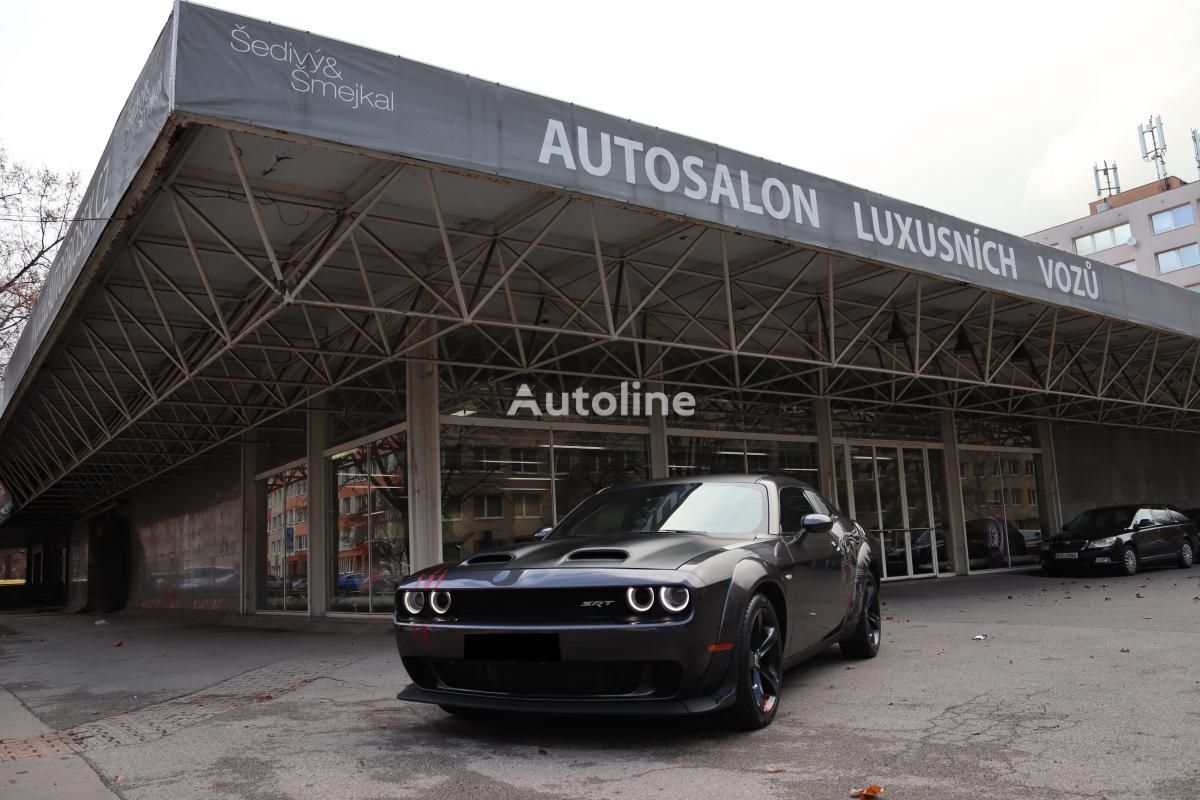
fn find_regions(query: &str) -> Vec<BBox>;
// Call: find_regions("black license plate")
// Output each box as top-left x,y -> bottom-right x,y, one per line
464,633 -> 561,662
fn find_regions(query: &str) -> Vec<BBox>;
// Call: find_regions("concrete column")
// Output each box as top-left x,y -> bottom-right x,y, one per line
306,404 -> 330,617
813,398 -> 837,503
407,329 -> 442,571
239,440 -> 267,614
1034,420 -> 1063,539
939,411 -> 969,576
645,344 -> 668,478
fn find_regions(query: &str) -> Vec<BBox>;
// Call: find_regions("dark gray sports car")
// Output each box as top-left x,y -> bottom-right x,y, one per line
393,474 -> 881,730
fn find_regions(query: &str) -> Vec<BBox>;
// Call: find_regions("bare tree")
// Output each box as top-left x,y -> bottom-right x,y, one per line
0,143 -> 80,381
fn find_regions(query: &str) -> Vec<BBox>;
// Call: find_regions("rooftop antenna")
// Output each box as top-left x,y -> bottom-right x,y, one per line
1093,161 -> 1121,199
1192,128 -> 1200,179
1137,115 -> 1168,181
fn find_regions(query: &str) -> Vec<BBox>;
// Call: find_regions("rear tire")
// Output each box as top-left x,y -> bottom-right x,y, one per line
1121,545 -> 1139,577
840,573 -> 882,660
1178,540 -> 1195,569
720,593 -> 783,731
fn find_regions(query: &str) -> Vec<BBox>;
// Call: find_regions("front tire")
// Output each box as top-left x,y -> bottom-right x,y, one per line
1121,545 -> 1139,577
841,573 -> 882,660
1179,540 -> 1195,569
721,593 -> 783,731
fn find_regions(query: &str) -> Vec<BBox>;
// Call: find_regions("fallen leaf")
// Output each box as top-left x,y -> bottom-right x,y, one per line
538,748 -> 548,755
1119,648 -> 1131,653
766,767 -> 786,773
1135,593 -> 1144,599
113,640 -> 124,647
850,785 -> 885,798
114,775 -> 124,783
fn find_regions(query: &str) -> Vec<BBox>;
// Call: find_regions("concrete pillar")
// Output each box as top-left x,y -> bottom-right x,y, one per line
939,411 -> 969,576
239,440 -> 267,614
306,403 -> 330,617
645,344 -> 668,478
406,329 -> 442,571
813,398 -> 837,503
1034,420 -> 1063,539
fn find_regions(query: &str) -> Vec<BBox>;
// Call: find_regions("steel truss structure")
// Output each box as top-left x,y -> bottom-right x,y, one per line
3,121 -> 1200,515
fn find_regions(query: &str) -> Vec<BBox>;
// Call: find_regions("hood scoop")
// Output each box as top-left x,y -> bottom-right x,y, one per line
463,552 -> 514,565
564,548 -> 629,562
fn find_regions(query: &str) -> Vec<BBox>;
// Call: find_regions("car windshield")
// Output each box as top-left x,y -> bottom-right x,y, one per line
1064,507 -> 1135,532
552,482 -> 768,538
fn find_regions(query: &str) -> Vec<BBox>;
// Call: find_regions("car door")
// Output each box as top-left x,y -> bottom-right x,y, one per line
778,486 -> 844,653
1153,508 -> 1185,560
1129,507 -> 1163,561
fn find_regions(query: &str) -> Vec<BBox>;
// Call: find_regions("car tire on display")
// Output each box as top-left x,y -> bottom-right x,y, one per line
1121,545 -> 1139,577
1178,540 -> 1195,569
840,573 -> 882,660
721,593 -> 784,731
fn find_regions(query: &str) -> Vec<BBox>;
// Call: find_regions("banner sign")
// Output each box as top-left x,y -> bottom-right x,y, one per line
173,3 -> 1200,340
0,20 -> 173,417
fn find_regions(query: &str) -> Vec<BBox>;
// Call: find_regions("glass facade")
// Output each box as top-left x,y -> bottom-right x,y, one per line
668,436 -> 820,491
441,424 -> 650,561
959,450 -> 1042,571
330,433 -> 409,613
262,465 -> 309,611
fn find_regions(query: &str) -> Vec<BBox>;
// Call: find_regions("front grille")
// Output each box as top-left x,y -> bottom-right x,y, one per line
436,588 -> 671,624
427,659 -> 681,698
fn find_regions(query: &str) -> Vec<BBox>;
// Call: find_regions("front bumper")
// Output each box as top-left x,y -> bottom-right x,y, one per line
1042,544 -> 1121,569
393,576 -> 739,714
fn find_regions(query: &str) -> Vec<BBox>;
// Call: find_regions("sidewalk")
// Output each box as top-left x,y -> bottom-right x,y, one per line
0,687 -> 117,799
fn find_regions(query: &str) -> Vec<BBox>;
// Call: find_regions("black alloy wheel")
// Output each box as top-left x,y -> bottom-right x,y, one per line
722,593 -> 783,730
841,573 -> 882,659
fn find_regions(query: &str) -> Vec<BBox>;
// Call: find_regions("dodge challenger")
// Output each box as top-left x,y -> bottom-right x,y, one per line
393,474 -> 881,730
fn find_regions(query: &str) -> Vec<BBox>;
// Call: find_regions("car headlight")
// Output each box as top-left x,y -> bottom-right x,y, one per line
429,590 -> 452,615
403,591 -> 425,615
658,586 -> 690,613
1087,537 -> 1119,549
626,586 -> 655,613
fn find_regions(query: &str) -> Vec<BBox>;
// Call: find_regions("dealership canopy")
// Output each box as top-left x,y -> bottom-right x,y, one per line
2,1 -> 1200,520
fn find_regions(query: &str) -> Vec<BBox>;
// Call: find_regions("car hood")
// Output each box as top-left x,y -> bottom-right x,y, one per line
1052,529 -> 1125,541
450,532 -> 747,572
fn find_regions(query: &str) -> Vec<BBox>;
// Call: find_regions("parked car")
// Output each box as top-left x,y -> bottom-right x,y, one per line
1042,504 -> 1197,576
394,475 -> 881,731
337,572 -> 367,595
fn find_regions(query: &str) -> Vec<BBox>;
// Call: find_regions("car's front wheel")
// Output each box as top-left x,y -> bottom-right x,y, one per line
841,573 -> 882,659
1178,540 -> 1195,569
721,593 -> 783,731
1121,545 -> 1139,577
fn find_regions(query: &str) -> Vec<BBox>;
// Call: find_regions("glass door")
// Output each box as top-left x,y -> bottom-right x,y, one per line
841,442 -> 944,581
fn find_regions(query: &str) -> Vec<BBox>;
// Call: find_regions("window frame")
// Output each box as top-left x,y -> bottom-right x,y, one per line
1150,204 -> 1194,235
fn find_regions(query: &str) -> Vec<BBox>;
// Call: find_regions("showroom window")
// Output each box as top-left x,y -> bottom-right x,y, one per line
260,464 -> 309,612
1156,243 -> 1200,274
1073,222 -> 1131,256
440,423 -> 648,560
1150,204 -> 1194,235
329,433 -> 408,614
958,449 -> 1042,572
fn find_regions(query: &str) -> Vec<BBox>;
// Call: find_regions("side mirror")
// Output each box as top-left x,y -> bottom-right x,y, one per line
801,513 -> 834,534
1136,518 -> 1154,529
1061,523 -> 1069,532
533,527 -> 553,541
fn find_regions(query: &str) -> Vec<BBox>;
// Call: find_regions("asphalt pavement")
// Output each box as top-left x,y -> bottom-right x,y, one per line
2,568 -> 1199,800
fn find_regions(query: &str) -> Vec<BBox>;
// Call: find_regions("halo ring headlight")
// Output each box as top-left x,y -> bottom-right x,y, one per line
625,586 -> 655,613
659,585 -> 691,613
429,590 -> 452,615
403,590 -> 426,615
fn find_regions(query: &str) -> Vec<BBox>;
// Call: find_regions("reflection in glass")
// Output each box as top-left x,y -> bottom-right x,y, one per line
553,432 -> 649,523
262,466 -> 309,612
330,435 -> 409,613
959,450 -> 1041,570
745,440 -> 821,493
668,437 -> 745,475
850,446 -> 879,532
441,426 -> 554,561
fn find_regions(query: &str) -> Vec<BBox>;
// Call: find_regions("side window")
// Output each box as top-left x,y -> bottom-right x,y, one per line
804,490 -> 831,517
1131,508 -> 1155,528
779,487 -> 816,533
1151,508 -> 1173,526
1170,510 -> 1190,525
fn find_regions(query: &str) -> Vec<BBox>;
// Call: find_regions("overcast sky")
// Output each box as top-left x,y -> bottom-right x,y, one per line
2,0 -> 1199,236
